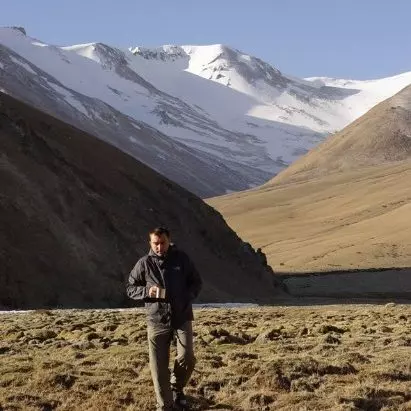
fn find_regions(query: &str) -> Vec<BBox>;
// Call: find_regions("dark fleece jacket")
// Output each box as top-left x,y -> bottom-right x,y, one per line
127,245 -> 202,328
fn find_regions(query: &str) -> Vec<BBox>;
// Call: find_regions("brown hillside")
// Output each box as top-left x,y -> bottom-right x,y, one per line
0,92 -> 283,309
208,86 -> 411,274
273,84 -> 411,185
208,162 -> 411,272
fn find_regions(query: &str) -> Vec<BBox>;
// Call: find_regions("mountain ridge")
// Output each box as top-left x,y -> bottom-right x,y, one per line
272,84 -> 411,185
1,26 -> 411,196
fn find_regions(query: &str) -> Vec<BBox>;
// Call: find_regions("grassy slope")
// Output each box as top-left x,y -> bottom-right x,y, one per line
208,162 -> 411,273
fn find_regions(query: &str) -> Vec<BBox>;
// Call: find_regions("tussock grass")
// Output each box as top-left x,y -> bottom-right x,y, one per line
0,305 -> 410,410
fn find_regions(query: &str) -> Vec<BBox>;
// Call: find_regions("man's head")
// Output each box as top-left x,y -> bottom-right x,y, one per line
149,227 -> 171,257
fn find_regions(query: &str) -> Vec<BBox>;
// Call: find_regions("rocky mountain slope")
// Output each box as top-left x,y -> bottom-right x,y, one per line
0,91 -> 283,309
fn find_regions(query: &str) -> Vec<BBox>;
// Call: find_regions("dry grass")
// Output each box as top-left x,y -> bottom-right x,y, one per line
207,162 -> 411,274
1,305 -> 410,410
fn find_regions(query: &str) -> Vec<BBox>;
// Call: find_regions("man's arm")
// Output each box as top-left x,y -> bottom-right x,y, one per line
185,254 -> 202,301
127,259 -> 148,302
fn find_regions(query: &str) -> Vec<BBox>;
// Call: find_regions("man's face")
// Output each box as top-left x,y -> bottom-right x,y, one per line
149,233 -> 170,257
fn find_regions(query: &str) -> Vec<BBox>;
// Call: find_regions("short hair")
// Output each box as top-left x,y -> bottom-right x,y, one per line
149,227 -> 170,238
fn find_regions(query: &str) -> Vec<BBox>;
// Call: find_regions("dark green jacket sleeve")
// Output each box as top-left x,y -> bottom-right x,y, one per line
127,259 -> 148,302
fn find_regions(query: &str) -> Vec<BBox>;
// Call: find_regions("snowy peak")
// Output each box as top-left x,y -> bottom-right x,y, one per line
2,26 -> 411,197
188,44 -> 286,88
64,42 -> 130,69
130,45 -> 189,61
130,43 -> 287,89
7,26 -> 27,36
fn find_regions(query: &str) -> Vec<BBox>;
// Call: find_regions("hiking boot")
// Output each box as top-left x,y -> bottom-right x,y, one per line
172,390 -> 188,410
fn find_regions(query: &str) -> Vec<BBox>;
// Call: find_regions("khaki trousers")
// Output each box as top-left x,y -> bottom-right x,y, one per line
148,321 -> 195,411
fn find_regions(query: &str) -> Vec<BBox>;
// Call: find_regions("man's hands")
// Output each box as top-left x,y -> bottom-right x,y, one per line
148,286 -> 158,298
148,285 -> 166,299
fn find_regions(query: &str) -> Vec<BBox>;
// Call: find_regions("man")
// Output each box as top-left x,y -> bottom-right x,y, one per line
127,227 -> 202,411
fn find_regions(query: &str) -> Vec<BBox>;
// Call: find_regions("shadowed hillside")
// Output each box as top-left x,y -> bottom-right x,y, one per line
0,92 -> 283,309
208,86 -> 411,277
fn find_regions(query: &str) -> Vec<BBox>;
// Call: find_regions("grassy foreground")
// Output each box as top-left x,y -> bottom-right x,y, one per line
0,305 -> 410,410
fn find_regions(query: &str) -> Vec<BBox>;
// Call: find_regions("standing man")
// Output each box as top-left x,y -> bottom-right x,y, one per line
127,227 -> 202,411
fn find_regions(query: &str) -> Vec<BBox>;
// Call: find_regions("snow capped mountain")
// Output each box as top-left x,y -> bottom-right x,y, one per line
1,26 -> 411,196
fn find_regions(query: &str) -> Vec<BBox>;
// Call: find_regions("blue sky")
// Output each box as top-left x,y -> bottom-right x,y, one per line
1,0 -> 410,80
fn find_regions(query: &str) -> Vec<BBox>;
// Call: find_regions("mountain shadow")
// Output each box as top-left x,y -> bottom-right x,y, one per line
0,92 -> 284,309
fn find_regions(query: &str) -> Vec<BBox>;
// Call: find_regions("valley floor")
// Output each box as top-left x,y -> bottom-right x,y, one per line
1,305 -> 410,410
279,268 -> 411,301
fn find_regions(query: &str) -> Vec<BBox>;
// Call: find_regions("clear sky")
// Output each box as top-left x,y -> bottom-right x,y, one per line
1,0 -> 410,80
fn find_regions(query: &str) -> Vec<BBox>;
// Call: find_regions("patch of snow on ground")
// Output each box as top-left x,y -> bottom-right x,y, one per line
9,55 -> 37,74
49,82 -> 90,116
